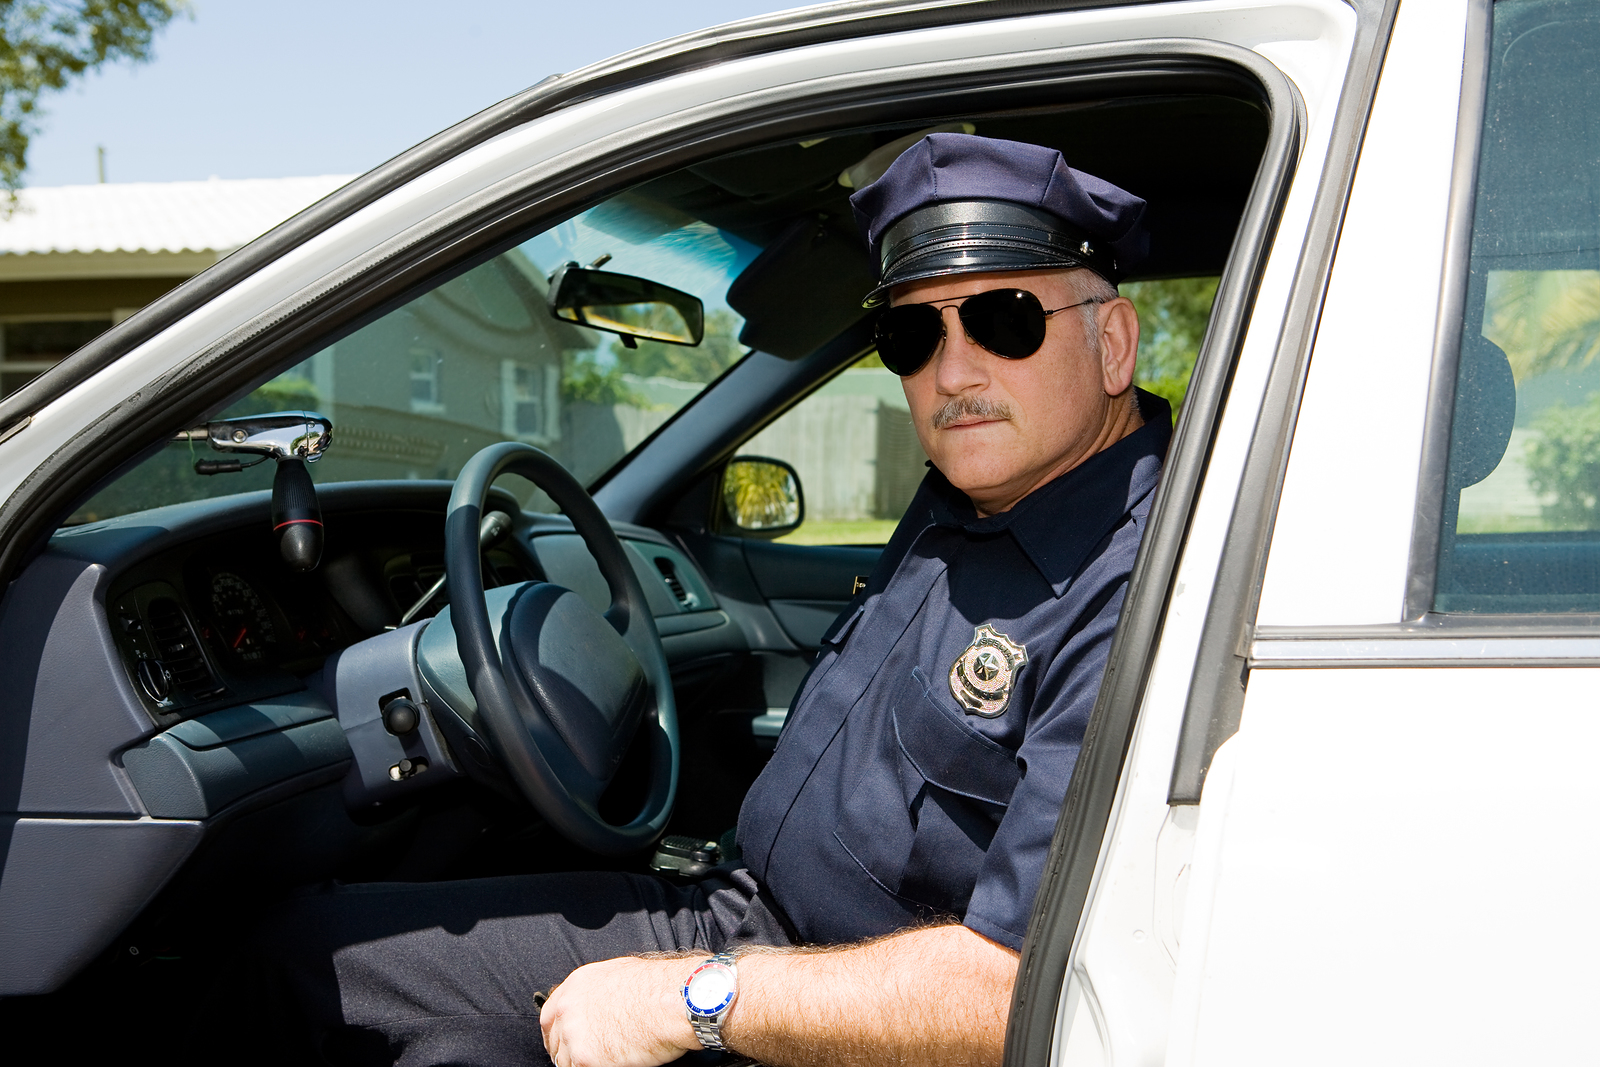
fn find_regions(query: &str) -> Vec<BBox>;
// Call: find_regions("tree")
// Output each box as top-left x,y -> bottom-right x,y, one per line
1482,269 -> 1600,381
609,308 -> 745,384
1124,276 -> 1218,415
1525,395 -> 1600,529
0,0 -> 183,194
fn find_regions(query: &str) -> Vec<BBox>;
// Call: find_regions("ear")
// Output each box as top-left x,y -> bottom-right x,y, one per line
1097,297 -> 1140,397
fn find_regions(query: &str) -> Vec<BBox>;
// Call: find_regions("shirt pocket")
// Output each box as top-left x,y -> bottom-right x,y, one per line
832,668 -> 1022,916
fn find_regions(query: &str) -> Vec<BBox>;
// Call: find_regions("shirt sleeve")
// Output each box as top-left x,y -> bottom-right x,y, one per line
960,536 -> 1134,951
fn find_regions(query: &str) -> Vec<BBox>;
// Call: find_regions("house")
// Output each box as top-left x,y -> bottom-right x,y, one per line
0,175 -> 354,397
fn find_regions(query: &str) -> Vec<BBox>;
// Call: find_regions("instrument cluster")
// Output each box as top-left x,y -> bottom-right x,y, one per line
102,502 -> 538,724
195,566 -> 347,668
109,551 -> 358,722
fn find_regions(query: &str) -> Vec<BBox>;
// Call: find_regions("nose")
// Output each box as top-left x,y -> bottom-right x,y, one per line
930,305 -> 991,395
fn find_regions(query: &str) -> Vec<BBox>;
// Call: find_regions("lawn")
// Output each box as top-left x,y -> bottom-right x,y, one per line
776,518 -> 899,545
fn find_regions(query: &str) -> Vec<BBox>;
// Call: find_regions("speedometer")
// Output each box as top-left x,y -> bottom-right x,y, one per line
209,572 -> 279,663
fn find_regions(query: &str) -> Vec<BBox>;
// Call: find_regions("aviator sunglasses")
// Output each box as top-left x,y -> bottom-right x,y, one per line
872,288 -> 1100,377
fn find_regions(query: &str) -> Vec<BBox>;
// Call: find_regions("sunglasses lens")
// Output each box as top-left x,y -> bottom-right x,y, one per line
875,304 -> 944,375
959,289 -> 1047,359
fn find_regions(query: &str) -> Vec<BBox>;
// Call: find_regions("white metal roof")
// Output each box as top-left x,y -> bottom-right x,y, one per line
0,175 -> 356,280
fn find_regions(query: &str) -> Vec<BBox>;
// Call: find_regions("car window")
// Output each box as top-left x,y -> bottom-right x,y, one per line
750,352 -> 923,546
743,277 -> 1215,547
1434,0 -> 1600,612
70,199 -> 760,522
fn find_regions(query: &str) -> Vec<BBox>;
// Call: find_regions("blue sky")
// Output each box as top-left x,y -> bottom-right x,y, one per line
25,0 -> 804,188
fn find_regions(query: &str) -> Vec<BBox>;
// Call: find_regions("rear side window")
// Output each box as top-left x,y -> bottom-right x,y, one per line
1435,0 -> 1600,612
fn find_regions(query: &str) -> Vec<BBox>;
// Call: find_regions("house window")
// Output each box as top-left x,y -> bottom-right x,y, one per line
408,349 -> 444,414
501,360 -> 559,442
0,318 -> 113,398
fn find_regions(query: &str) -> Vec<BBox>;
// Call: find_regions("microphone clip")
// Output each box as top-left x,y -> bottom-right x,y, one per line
176,411 -> 333,572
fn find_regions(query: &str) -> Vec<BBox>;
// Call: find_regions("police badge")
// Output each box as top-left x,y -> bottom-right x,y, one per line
949,624 -> 1028,717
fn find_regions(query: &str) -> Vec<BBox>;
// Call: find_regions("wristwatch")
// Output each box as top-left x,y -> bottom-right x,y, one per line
682,951 -> 739,1050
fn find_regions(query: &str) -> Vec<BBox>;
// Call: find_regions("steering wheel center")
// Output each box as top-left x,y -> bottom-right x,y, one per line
503,583 -> 648,781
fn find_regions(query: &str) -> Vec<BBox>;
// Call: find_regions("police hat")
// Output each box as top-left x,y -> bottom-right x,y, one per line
849,133 -> 1149,307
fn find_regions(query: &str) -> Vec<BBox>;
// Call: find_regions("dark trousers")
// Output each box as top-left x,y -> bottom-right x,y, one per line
252,868 -> 792,1067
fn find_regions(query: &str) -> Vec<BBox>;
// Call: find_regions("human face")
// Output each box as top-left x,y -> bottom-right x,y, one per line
892,269 -> 1141,516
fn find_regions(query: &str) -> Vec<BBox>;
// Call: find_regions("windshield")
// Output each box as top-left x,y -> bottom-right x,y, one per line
72,197 -> 761,522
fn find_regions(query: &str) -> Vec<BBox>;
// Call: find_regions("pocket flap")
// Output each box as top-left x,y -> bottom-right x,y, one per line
893,677 -> 1020,807
821,600 -> 866,647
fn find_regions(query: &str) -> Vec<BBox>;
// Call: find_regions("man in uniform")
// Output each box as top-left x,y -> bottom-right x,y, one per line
267,133 -> 1170,1067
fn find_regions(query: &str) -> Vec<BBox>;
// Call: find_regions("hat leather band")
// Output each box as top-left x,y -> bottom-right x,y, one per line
867,201 -> 1118,306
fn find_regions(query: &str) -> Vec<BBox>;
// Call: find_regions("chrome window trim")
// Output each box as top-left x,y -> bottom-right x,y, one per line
1402,0 -> 1495,621
1253,629 -> 1600,667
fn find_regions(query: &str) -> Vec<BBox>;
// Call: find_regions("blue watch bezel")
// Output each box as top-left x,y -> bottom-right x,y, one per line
683,959 -> 737,1018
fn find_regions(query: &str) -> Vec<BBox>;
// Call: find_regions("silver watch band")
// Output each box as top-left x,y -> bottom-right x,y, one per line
686,951 -> 739,1051
691,1015 -> 728,1051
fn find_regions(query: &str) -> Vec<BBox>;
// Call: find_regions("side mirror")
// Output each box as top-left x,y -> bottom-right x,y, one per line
547,263 -> 704,347
722,456 -> 804,538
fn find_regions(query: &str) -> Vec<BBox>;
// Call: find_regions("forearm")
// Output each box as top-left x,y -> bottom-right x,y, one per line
723,923 -> 1019,1067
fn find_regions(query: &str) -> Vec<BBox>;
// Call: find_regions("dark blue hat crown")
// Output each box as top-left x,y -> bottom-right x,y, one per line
849,133 -> 1148,305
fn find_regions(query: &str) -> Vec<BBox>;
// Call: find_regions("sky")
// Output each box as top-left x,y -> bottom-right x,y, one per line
24,0 -> 807,188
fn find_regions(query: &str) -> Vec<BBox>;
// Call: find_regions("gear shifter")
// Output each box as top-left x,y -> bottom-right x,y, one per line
176,410 -> 333,572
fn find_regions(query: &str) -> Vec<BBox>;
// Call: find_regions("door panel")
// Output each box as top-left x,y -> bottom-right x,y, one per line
741,538 -> 880,649
1169,666 -> 1600,1065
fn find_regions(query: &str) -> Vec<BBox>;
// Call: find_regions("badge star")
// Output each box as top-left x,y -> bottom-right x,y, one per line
974,649 -> 1002,681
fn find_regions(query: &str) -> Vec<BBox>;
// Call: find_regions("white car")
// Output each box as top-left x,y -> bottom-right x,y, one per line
0,0 -> 1590,1062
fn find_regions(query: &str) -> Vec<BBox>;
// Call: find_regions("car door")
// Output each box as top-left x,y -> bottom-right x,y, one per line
1033,0 -> 1600,1064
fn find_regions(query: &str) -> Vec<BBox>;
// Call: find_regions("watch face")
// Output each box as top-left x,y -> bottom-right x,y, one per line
685,962 -> 737,1017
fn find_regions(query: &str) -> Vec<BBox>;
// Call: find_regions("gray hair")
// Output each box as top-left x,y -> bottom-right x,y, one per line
1069,270 -> 1119,354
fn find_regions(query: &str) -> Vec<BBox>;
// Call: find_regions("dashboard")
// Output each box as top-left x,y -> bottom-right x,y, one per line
85,482 -> 735,729
0,480 -> 747,998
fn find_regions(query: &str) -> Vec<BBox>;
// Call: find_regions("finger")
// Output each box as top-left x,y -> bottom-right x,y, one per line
540,995 -> 557,1045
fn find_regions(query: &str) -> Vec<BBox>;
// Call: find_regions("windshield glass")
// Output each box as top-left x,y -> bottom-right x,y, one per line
72,197 -> 760,522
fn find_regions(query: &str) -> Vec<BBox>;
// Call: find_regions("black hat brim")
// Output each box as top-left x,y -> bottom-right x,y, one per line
862,201 -> 1120,307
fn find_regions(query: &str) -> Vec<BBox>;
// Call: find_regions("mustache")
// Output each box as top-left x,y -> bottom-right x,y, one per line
931,394 -> 1015,430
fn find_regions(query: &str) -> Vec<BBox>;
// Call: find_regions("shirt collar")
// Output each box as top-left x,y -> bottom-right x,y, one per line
924,390 -> 1172,596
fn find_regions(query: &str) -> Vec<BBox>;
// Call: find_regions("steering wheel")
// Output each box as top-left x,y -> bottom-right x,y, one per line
436,441 -> 678,855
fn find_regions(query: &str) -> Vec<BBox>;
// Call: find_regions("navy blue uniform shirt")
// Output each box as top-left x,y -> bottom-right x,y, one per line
737,391 -> 1171,951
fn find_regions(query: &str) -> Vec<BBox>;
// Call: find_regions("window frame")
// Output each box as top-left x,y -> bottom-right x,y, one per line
1399,0 -> 1600,631
1404,0 -> 1503,623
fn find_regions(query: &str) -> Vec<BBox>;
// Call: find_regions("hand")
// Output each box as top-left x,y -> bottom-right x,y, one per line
540,956 -> 701,1067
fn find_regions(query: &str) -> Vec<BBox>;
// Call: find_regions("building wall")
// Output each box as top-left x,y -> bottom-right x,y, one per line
0,276 -> 190,399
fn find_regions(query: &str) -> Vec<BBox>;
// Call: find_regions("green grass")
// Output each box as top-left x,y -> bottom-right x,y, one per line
1455,514 -> 1568,534
777,518 -> 900,545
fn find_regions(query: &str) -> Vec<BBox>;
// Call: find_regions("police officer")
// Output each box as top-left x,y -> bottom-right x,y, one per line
265,133 -> 1169,1067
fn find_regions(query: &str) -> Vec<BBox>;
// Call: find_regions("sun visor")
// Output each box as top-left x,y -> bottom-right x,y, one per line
728,215 -> 877,360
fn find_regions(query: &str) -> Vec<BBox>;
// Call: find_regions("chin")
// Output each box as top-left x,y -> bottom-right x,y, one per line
941,466 -> 1013,499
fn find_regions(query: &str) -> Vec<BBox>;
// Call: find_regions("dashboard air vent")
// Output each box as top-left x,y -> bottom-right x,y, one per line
145,598 -> 216,693
654,556 -> 694,608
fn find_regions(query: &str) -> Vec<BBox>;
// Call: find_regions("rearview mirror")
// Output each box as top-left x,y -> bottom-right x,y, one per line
547,263 -> 704,346
723,456 -> 803,537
